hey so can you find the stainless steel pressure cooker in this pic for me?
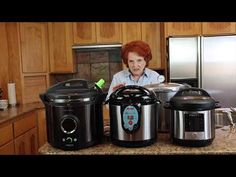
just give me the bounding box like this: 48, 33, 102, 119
165, 87, 220, 147
145, 83, 188, 133
40, 79, 104, 150
108, 85, 160, 147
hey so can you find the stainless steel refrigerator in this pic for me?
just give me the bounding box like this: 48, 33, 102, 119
167, 35, 236, 108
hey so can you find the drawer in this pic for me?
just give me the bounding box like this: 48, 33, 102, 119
0, 123, 13, 146
14, 111, 37, 137
0, 141, 14, 155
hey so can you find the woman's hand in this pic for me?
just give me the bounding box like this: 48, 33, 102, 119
112, 83, 125, 91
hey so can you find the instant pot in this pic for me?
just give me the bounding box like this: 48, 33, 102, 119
165, 87, 220, 147
40, 79, 104, 150
145, 83, 188, 133
107, 85, 160, 147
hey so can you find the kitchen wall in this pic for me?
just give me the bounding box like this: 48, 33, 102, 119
50, 48, 122, 92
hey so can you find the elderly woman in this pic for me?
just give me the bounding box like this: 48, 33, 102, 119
106, 40, 164, 100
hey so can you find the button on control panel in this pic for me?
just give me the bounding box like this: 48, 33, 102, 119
62, 137, 74, 143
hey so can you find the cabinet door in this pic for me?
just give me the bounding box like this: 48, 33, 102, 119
37, 109, 47, 148
48, 22, 75, 73
13, 111, 38, 155
27, 127, 38, 154
14, 132, 27, 154
14, 127, 38, 155
96, 22, 122, 43
202, 22, 236, 35
0, 23, 9, 99
73, 22, 96, 44
0, 123, 13, 147
165, 22, 202, 36
122, 22, 142, 44
141, 23, 162, 69
20, 23, 48, 73
0, 141, 15, 155
23, 75, 47, 104
14, 111, 37, 137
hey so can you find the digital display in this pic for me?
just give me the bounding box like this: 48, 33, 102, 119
184, 113, 204, 132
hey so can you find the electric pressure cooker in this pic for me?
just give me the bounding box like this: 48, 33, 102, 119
107, 85, 160, 147
40, 79, 104, 150
165, 87, 220, 147
145, 83, 188, 133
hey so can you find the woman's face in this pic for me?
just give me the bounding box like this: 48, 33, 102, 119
127, 52, 146, 77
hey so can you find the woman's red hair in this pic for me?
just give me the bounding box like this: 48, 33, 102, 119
121, 40, 152, 67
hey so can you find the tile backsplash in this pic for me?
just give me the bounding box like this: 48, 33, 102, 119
51, 48, 122, 92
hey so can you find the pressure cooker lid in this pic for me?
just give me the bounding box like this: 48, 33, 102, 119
169, 88, 218, 111
43, 79, 102, 102
109, 85, 158, 105
46, 89, 98, 100
145, 82, 187, 92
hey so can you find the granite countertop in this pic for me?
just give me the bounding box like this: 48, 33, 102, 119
0, 102, 44, 124
38, 126, 236, 155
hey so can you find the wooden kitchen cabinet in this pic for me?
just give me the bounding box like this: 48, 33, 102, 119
6, 23, 49, 104
164, 22, 202, 36
0, 23, 10, 99
14, 127, 38, 155
73, 22, 122, 44
164, 22, 236, 36
22, 75, 47, 103
122, 22, 142, 44
0, 141, 15, 155
0, 123, 14, 155
13, 111, 38, 155
6, 23, 49, 74
73, 22, 97, 44
202, 22, 236, 35
20, 23, 48, 73
48, 22, 76, 73
37, 108, 47, 148
0, 111, 39, 155
96, 22, 122, 43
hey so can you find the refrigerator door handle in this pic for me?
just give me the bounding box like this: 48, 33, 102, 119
198, 36, 203, 88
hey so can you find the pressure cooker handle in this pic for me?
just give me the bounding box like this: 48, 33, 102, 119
46, 79, 89, 93
39, 93, 49, 104
114, 85, 151, 97
215, 101, 221, 109
39, 93, 45, 102
174, 87, 211, 97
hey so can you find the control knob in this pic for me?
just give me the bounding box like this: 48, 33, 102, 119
65, 137, 73, 143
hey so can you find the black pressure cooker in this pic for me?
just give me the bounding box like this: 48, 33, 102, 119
40, 79, 104, 150
165, 87, 220, 147
107, 85, 160, 147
